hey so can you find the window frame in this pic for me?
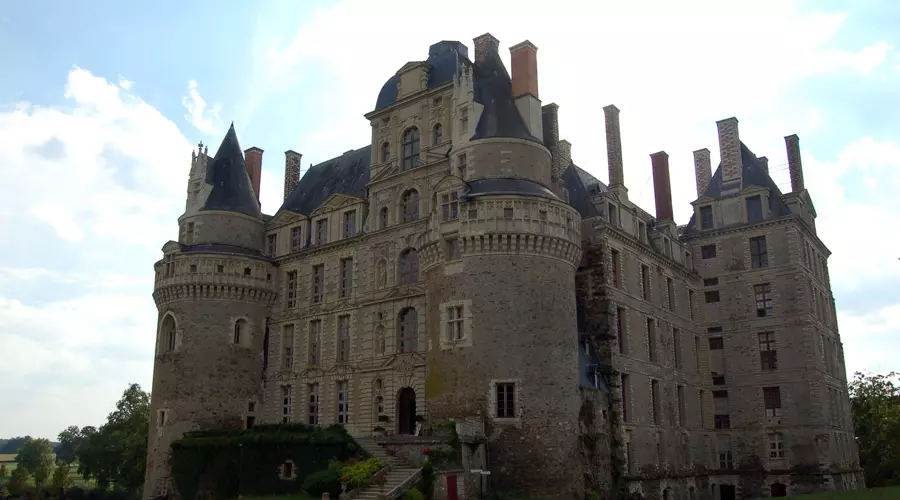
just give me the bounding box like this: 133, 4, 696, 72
401, 127, 421, 170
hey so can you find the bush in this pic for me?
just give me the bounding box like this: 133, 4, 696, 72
302, 466, 342, 498
7, 468, 28, 496
67, 486, 86, 500
403, 487, 426, 500
340, 458, 384, 488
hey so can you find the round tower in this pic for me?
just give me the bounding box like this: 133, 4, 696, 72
422, 39, 584, 498
143, 125, 277, 500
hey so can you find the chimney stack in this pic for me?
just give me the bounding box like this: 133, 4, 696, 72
510, 41, 539, 98
785, 134, 805, 191
693, 148, 712, 198
604, 105, 624, 187
716, 117, 743, 194
473, 33, 499, 63
542, 104, 561, 183
650, 151, 674, 222
244, 147, 264, 205
758, 156, 769, 174
284, 150, 302, 200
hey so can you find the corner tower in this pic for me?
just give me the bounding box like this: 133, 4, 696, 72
420, 34, 584, 499
143, 125, 277, 500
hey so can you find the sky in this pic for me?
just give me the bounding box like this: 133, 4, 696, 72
1, 0, 899, 440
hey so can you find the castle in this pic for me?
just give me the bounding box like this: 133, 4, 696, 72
143, 33, 862, 500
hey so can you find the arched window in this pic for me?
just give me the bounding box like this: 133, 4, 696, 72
398, 308, 418, 353
375, 395, 384, 418
402, 128, 420, 170
160, 314, 176, 353
381, 142, 390, 163
233, 318, 248, 346
398, 249, 419, 284
379, 206, 389, 229
433, 123, 443, 145
401, 190, 419, 222
375, 326, 386, 355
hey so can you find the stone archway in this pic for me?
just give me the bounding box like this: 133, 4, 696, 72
397, 387, 416, 435
771, 483, 787, 497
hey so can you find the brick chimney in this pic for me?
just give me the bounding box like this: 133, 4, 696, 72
693, 148, 712, 198
785, 134, 805, 191
604, 105, 624, 187
473, 33, 499, 63
650, 151, 674, 222
542, 104, 561, 183
716, 117, 743, 195
758, 156, 769, 174
244, 147, 263, 205
284, 150, 302, 201
510, 41, 543, 142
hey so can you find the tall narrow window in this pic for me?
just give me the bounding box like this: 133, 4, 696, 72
646, 317, 656, 362
441, 192, 459, 221
694, 335, 701, 372
398, 249, 420, 284
312, 264, 324, 303
666, 277, 674, 310
309, 320, 321, 365
610, 249, 620, 287
641, 264, 650, 300
608, 203, 618, 227
380, 142, 391, 163
750, 236, 768, 268
282, 325, 294, 369
281, 385, 292, 423
161, 315, 176, 353
399, 308, 418, 353
402, 190, 420, 222
759, 332, 777, 370
286, 271, 297, 308
337, 381, 349, 424
616, 307, 626, 354
651, 379, 661, 425
621, 374, 630, 422
402, 128, 420, 170
677, 385, 686, 427
290, 226, 302, 252
379, 207, 389, 229
446, 305, 464, 341
267, 234, 278, 257
307, 383, 319, 425
755, 283, 772, 317
673, 328, 682, 369
460, 114, 468, 135
458, 153, 468, 179
746, 195, 763, 223
316, 219, 328, 245
340, 258, 353, 298
701, 244, 716, 259
338, 315, 350, 362
495, 382, 516, 418
699, 390, 705, 427
688, 290, 695, 319
764, 386, 782, 417
433, 123, 443, 145
343, 211, 357, 238
446, 238, 461, 260
700, 205, 713, 229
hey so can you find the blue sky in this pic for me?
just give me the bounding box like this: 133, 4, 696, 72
1, 0, 899, 439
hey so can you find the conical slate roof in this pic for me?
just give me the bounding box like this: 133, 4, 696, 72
471, 43, 540, 143
202, 123, 262, 218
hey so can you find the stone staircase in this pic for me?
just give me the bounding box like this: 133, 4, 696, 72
350, 436, 422, 500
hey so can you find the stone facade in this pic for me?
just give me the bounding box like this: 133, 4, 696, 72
143, 33, 860, 500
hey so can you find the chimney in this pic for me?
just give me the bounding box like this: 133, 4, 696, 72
473, 33, 500, 63
542, 104, 561, 183
785, 134, 805, 191
244, 147, 263, 204
557, 140, 572, 173
604, 105, 624, 186
716, 117, 743, 194
693, 148, 712, 198
284, 150, 302, 200
758, 156, 769, 174
650, 151, 674, 222
510, 41, 538, 98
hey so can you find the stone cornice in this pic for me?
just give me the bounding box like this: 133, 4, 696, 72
153, 283, 277, 306
461, 232, 582, 267
681, 214, 792, 244
591, 220, 700, 283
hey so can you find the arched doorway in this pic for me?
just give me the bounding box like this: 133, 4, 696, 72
397, 387, 416, 435
770, 483, 787, 497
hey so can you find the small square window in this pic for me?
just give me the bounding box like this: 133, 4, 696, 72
244, 267, 251, 276
216, 265, 224, 273
190, 264, 197, 273
709, 337, 724, 350
495, 382, 516, 419
504, 207, 514, 219
703, 278, 719, 286
701, 245, 716, 259
705, 290, 720, 303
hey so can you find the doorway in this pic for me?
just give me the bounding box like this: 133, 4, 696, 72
720, 485, 736, 500
771, 483, 787, 497
397, 387, 416, 435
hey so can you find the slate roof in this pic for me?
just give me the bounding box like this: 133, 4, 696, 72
280, 146, 372, 215
374, 41, 470, 111
470, 44, 541, 143
562, 164, 605, 218
683, 142, 792, 234
202, 124, 262, 218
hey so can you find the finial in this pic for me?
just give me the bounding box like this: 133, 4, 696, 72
204, 145, 208, 155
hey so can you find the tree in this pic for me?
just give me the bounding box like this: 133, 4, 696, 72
0, 437, 32, 454
33, 460, 54, 489
849, 371, 900, 487
0, 463, 6, 478
51, 462, 73, 490
56, 426, 86, 465
7, 468, 29, 496
15, 438, 56, 484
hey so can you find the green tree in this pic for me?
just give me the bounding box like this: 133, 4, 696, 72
56, 426, 86, 465
0, 463, 6, 478
51, 462, 73, 490
76, 383, 150, 494
7, 468, 28, 496
15, 438, 55, 483
33, 460, 54, 489
850, 371, 900, 487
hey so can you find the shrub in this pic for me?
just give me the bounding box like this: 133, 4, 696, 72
0, 464, 6, 478
7, 468, 28, 496
340, 458, 384, 488
302, 461, 343, 497
67, 486, 86, 500
403, 487, 426, 500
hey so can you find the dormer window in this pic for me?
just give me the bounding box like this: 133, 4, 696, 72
700, 206, 713, 230
608, 203, 618, 227
433, 124, 443, 145
381, 142, 390, 163
746, 195, 763, 223
316, 219, 328, 245
402, 128, 420, 170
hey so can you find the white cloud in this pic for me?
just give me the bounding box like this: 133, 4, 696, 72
118, 77, 134, 90
181, 79, 222, 135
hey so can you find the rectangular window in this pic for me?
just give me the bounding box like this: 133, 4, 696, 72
446, 238, 461, 260
281, 385, 292, 423
621, 374, 630, 422
703, 278, 719, 286
616, 307, 626, 354
685, 251, 693, 271
746, 195, 763, 223
700, 205, 713, 229
708, 326, 723, 334
759, 332, 777, 371
495, 382, 516, 418
688, 290, 695, 319
246, 416, 256, 429
750, 236, 768, 268
503, 207, 514, 219
282, 325, 294, 369
666, 277, 674, 310
267, 234, 278, 257
625, 433, 633, 474
673, 328, 682, 369
307, 383, 319, 425
158, 410, 168, 427
646, 318, 656, 362
447, 305, 465, 341
768, 432, 785, 459
286, 271, 297, 308
340, 258, 352, 298
755, 283, 772, 317
338, 315, 350, 362
309, 320, 321, 365
638, 221, 647, 243
712, 375, 726, 385
458, 154, 468, 179
651, 379, 660, 425
715, 414, 731, 429
709, 337, 724, 350
343, 210, 357, 238
641, 264, 650, 300
441, 192, 459, 221
701, 244, 716, 259
608, 203, 618, 227
764, 386, 782, 417
699, 389, 705, 427
312, 264, 324, 303
460, 115, 468, 134
677, 385, 685, 427
704, 290, 720, 303
316, 219, 328, 245
290, 226, 302, 252
337, 381, 349, 424
611, 249, 620, 287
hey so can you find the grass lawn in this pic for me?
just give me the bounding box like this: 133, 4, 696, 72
752, 486, 900, 499
0, 461, 97, 489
